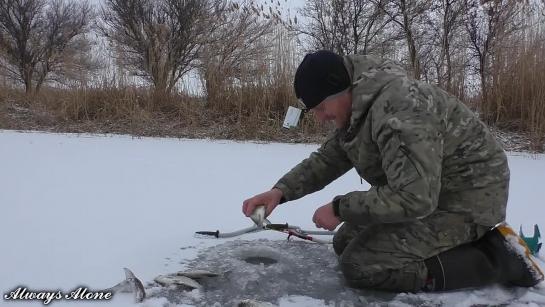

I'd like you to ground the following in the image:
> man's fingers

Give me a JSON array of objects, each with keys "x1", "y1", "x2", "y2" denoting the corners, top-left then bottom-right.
[
  {"x1": 243, "y1": 202, "x2": 251, "y2": 216},
  {"x1": 320, "y1": 221, "x2": 332, "y2": 231},
  {"x1": 314, "y1": 215, "x2": 321, "y2": 229},
  {"x1": 244, "y1": 200, "x2": 256, "y2": 217},
  {"x1": 314, "y1": 217, "x2": 321, "y2": 229},
  {"x1": 242, "y1": 200, "x2": 248, "y2": 215}
]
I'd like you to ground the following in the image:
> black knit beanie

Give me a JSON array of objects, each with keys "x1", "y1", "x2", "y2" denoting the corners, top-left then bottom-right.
[{"x1": 294, "y1": 50, "x2": 351, "y2": 109}]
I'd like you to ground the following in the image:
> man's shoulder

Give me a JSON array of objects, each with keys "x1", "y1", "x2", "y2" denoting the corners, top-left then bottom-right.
[{"x1": 372, "y1": 78, "x2": 453, "y2": 114}]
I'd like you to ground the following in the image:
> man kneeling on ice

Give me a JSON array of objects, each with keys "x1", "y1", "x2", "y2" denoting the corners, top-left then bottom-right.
[{"x1": 242, "y1": 50, "x2": 544, "y2": 292}]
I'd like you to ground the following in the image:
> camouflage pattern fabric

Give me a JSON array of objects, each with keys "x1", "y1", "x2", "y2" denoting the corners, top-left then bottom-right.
[
  {"x1": 333, "y1": 217, "x2": 490, "y2": 292},
  {"x1": 273, "y1": 55, "x2": 510, "y2": 291},
  {"x1": 274, "y1": 54, "x2": 509, "y2": 227}
]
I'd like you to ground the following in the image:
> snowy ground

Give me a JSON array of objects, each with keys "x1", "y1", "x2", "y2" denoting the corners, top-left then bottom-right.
[{"x1": 0, "y1": 130, "x2": 544, "y2": 307}]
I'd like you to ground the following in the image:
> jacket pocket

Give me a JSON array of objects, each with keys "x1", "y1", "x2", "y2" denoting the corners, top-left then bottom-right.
[{"x1": 382, "y1": 133, "x2": 421, "y2": 191}]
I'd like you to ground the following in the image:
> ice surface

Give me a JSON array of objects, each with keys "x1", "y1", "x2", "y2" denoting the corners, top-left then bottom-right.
[
  {"x1": 152, "y1": 239, "x2": 357, "y2": 306},
  {"x1": 147, "y1": 239, "x2": 545, "y2": 306},
  {"x1": 0, "y1": 131, "x2": 544, "y2": 307}
]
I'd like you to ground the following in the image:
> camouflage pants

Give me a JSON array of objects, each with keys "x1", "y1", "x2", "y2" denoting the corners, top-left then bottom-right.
[{"x1": 333, "y1": 211, "x2": 489, "y2": 292}]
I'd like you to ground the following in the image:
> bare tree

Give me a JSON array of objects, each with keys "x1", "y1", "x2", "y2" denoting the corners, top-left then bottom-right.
[
  {"x1": 465, "y1": 0, "x2": 525, "y2": 121},
  {"x1": 100, "y1": 0, "x2": 219, "y2": 94},
  {"x1": 296, "y1": 0, "x2": 394, "y2": 56},
  {"x1": 0, "y1": 0, "x2": 93, "y2": 94},
  {"x1": 374, "y1": 0, "x2": 432, "y2": 79},
  {"x1": 425, "y1": 0, "x2": 466, "y2": 92},
  {"x1": 54, "y1": 34, "x2": 103, "y2": 88},
  {"x1": 199, "y1": 1, "x2": 275, "y2": 104}
]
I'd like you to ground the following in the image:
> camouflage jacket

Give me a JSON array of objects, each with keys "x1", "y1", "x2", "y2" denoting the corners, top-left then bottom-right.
[{"x1": 274, "y1": 55, "x2": 509, "y2": 227}]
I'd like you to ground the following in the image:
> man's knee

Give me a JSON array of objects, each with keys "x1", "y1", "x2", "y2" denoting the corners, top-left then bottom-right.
[
  {"x1": 333, "y1": 223, "x2": 367, "y2": 256},
  {"x1": 339, "y1": 250, "x2": 427, "y2": 292},
  {"x1": 338, "y1": 258, "x2": 372, "y2": 287},
  {"x1": 338, "y1": 250, "x2": 379, "y2": 288}
]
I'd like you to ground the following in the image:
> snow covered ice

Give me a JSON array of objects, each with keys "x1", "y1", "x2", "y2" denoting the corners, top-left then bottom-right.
[{"x1": 0, "y1": 130, "x2": 544, "y2": 306}]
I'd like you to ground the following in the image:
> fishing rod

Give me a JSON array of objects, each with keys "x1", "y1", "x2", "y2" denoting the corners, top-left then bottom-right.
[{"x1": 195, "y1": 206, "x2": 336, "y2": 244}]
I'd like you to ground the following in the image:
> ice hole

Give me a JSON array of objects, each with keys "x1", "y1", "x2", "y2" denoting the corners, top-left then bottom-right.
[{"x1": 243, "y1": 256, "x2": 278, "y2": 266}]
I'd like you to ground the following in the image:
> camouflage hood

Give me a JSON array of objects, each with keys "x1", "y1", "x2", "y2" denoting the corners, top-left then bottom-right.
[{"x1": 342, "y1": 55, "x2": 407, "y2": 140}]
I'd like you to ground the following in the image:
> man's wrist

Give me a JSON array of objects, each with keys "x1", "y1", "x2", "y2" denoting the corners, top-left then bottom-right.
[
  {"x1": 271, "y1": 187, "x2": 286, "y2": 204},
  {"x1": 332, "y1": 196, "x2": 342, "y2": 217},
  {"x1": 271, "y1": 185, "x2": 289, "y2": 204}
]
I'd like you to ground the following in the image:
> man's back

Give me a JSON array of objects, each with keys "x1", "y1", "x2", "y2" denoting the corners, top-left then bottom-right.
[{"x1": 343, "y1": 54, "x2": 509, "y2": 226}]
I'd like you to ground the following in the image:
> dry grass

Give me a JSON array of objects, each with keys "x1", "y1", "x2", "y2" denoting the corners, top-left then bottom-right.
[
  {"x1": 0, "y1": 80, "x2": 328, "y2": 143},
  {"x1": 486, "y1": 27, "x2": 545, "y2": 151}
]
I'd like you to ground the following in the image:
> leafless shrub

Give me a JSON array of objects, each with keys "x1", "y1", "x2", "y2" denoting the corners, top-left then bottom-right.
[
  {"x1": 422, "y1": 0, "x2": 467, "y2": 95},
  {"x1": 0, "y1": 0, "x2": 94, "y2": 94},
  {"x1": 486, "y1": 5, "x2": 545, "y2": 150},
  {"x1": 99, "y1": 0, "x2": 220, "y2": 94},
  {"x1": 294, "y1": 0, "x2": 395, "y2": 56},
  {"x1": 372, "y1": 0, "x2": 433, "y2": 79},
  {"x1": 199, "y1": 0, "x2": 275, "y2": 109},
  {"x1": 464, "y1": 0, "x2": 525, "y2": 122}
]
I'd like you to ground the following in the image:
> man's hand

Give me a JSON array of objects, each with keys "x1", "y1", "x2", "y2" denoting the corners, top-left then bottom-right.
[
  {"x1": 242, "y1": 188, "x2": 283, "y2": 218},
  {"x1": 312, "y1": 203, "x2": 341, "y2": 231}
]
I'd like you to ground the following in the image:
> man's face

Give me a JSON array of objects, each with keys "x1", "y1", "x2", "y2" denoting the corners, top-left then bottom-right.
[{"x1": 310, "y1": 90, "x2": 352, "y2": 129}]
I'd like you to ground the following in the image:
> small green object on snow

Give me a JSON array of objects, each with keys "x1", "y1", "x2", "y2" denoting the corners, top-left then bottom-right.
[{"x1": 519, "y1": 224, "x2": 542, "y2": 255}]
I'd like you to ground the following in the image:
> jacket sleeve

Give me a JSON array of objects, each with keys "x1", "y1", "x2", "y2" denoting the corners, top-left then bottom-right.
[
  {"x1": 273, "y1": 131, "x2": 353, "y2": 202},
  {"x1": 335, "y1": 94, "x2": 444, "y2": 224}
]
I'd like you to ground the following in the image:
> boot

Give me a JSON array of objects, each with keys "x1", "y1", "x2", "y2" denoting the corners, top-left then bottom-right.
[{"x1": 423, "y1": 224, "x2": 544, "y2": 291}]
